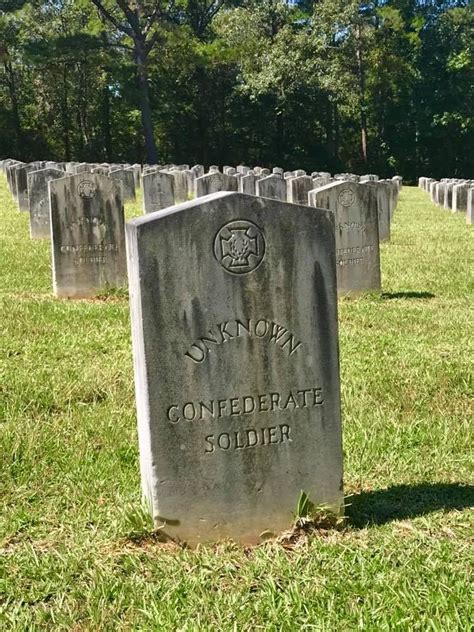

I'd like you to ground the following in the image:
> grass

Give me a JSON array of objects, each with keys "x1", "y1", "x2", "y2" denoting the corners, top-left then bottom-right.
[{"x1": 1, "y1": 181, "x2": 473, "y2": 630}]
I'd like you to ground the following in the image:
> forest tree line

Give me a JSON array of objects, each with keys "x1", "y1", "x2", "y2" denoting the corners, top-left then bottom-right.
[{"x1": 0, "y1": 0, "x2": 472, "y2": 181}]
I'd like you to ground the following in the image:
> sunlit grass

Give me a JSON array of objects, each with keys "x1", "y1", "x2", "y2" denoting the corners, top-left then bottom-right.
[{"x1": 1, "y1": 181, "x2": 472, "y2": 630}]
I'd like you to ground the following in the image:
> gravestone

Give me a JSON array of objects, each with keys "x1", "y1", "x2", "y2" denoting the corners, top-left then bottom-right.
[
  {"x1": 143, "y1": 171, "x2": 175, "y2": 214},
  {"x1": 256, "y1": 174, "x2": 286, "y2": 201},
  {"x1": 287, "y1": 175, "x2": 313, "y2": 205},
  {"x1": 452, "y1": 183, "x2": 469, "y2": 212},
  {"x1": 195, "y1": 172, "x2": 238, "y2": 197},
  {"x1": 443, "y1": 182, "x2": 454, "y2": 210},
  {"x1": 27, "y1": 168, "x2": 65, "y2": 239},
  {"x1": 429, "y1": 181, "x2": 438, "y2": 203},
  {"x1": 109, "y1": 168, "x2": 136, "y2": 201},
  {"x1": 16, "y1": 163, "x2": 43, "y2": 211},
  {"x1": 131, "y1": 164, "x2": 141, "y2": 187},
  {"x1": 435, "y1": 182, "x2": 446, "y2": 207},
  {"x1": 74, "y1": 163, "x2": 92, "y2": 175},
  {"x1": 392, "y1": 176, "x2": 403, "y2": 189},
  {"x1": 360, "y1": 174, "x2": 379, "y2": 183},
  {"x1": 6, "y1": 162, "x2": 21, "y2": 199},
  {"x1": 49, "y1": 173, "x2": 127, "y2": 298},
  {"x1": 184, "y1": 170, "x2": 197, "y2": 199},
  {"x1": 467, "y1": 189, "x2": 473, "y2": 225},
  {"x1": 239, "y1": 173, "x2": 256, "y2": 196},
  {"x1": 309, "y1": 181, "x2": 381, "y2": 295},
  {"x1": 313, "y1": 176, "x2": 331, "y2": 189},
  {"x1": 171, "y1": 170, "x2": 189, "y2": 203},
  {"x1": 191, "y1": 165, "x2": 205, "y2": 178},
  {"x1": 374, "y1": 181, "x2": 391, "y2": 242},
  {"x1": 126, "y1": 192, "x2": 343, "y2": 545}
]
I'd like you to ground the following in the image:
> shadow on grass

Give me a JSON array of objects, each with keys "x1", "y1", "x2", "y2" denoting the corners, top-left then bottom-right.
[
  {"x1": 346, "y1": 483, "x2": 474, "y2": 528},
  {"x1": 381, "y1": 291, "x2": 435, "y2": 300}
]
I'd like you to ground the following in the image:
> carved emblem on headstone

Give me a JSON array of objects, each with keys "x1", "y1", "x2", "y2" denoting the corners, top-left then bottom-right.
[
  {"x1": 338, "y1": 189, "x2": 355, "y2": 207},
  {"x1": 214, "y1": 219, "x2": 265, "y2": 275},
  {"x1": 77, "y1": 180, "x2": 97, "y2": 200}
]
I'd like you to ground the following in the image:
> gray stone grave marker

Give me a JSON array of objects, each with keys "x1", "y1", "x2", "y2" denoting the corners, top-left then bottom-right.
[
  {"x1": 256, "y1": 174, "x2": 286, "y2": 201},
  {"x1": 309, "y1": 181, "x2": 381, "y2": 295},
  {"x1": 195, "y1": 172, "x2": 238, "y2": 197},
  {"x1": 170, "y1": 170, "x2": 189, "y2": 203},
  {"x1": 467, "y1": 188, "x2": 473, "y2": 225},
  {"x1": 143, "y1": 171, "x2": 175, "y2": 214},
  {"x1": 27, "y1": 168, "x2": 65, "y2": 239},
  {"x1": 16, "y1": 163, "x2": 43, "y2": 211},
  {"x1": 126, "y1": 192, "x2": 343, "y2": 545},
  {"x1": 239, "y1": 173, "x2": 256, "y2": 196},
  {"x1": 109, "y1": 168, "x2": 136, "y2": 202},
  {"x1": 49, "y1": 173, "x2": 127, "y2": 298},
  {"x1": 452, "y1": 183, "x2": 469, "y2": 212},
  {"x1": 287, "y1": 175, "x2": 313, "y2": 205},
  {"x1": 375, "y1": 181, "x2": 391, "y2": 242}
]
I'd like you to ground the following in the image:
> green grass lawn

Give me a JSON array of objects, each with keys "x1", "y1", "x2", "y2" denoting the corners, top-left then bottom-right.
[{"x1": 1, "y1": 181, "x2": 473, "y2": 630}]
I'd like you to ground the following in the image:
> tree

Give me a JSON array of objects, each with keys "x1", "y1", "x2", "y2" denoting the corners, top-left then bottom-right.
[{"x1": 89, "y1": 0, "x2": 176, "y2": 163}]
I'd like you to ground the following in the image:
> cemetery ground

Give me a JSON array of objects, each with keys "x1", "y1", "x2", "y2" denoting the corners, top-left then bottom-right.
[{"x1": 1, "y1": 180, "x2": 473, "y2": 630}]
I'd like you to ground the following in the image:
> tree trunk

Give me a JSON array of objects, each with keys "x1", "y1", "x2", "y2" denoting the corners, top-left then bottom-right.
[
  {"x1": 356, "y1": 26, "x2": 368, "y2": 164},
  {"x1": 135, "y1": 38, "x2": 158, "y2": 164},
  {"x1": 334, "y1": 102, "x2": 340, "y2": 165},
  {"x1": 101, "y1": 79, "x2": 113, "y2": 161},
  {"x1": 62, "y1": 64, "x2": 71, "y2": 161}
]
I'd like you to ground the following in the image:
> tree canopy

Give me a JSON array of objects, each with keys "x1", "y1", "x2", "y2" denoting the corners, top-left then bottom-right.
[{"x1": 0, "y1": 0, "x2": 472, "y2": 180}]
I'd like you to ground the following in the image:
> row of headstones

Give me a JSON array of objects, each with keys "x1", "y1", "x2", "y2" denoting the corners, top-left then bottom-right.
[
  {"x1": 0, "y1": 157, "x2": 403, "y2": 544},
  {"x1": 0, "y1": 158, "x2": 401, "y2": 300},
  {"x1": 0, "y1": 157, "x2": 399, "y2": 239},
  {"x1": 2, "y1": 159, "x2": 138, "y2": 214},
  {"x1": 418, "y1": 177, "x2": 473, "y2": 224},
  {"x1": 141, "y1": 164, "x2": 401, "y2": 217}
]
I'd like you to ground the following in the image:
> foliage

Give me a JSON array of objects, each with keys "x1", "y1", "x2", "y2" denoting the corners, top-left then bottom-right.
[{"x1": 0, "y1": 0, "x2": 472, "y2": 178}]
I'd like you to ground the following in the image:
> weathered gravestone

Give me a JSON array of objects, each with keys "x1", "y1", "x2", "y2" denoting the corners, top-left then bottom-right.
[
  {"x1": 15, "y1": 163, "x2": 44, "y2": 211},
  {"x1": 195, "y1": 172, "x2": 238, "y2": 197},
  {"x1": 27, "y1": 168, "x2": 65, "y2": 239},
  {"x1": 6, "y1": 161, "x2": 21, "y2": 199},
  {"x1": 191, "y1": 165, "x2": 205, "y2": 178},
  {"x1": 109, "y1": 168, "x2": 136, "y2": 202},
  {"x1": 429, "y1": 181, "x2": 438, "y2": 203},
  {"x1": 309, "y1": 181, "x2": 381, "y2": 295},
  {"x1": 49, "y1": 174, "x2": 127, "y2": 298},
  {"x1": 170, "y1": 169, "x2": 189, "y2": 203},
  {"x1": 142, "y1": 171, "x2": 175, "y2": 214},
  {"x1": 126, "y1": 192, "x2": 343, "y2": 544},
  {"x1": 467, "y1": 188, "x2": 474, "y2": 225},
  {"x1": 371, "y1": 181, "x2": 390, "y2": 242},
  {"x1": 239, "y1": 173, "x2": 256, "y2": 196},
  {"x1": 287, "y1": 175, "x2": 313, "y2": 205},
  {"x1": 435, "y1": 182, "x2": 446, "y2": 207},
  {"x1": 452, "y1": 183, "x2": 469, "y2": 213},
  {"x1": 392, "y1": 175, "x2": 403, "y2": 189},
  {"x1": 256, "y1": 174, "x2": 286, "y2": 201}
]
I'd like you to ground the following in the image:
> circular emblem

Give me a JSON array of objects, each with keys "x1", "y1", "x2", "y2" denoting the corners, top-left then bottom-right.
[
  {"x1": 214, "y1": 220, "x2": 265, "y2": 275},
  {"x1": 77, "y1": 180, "x2": 97, "y2": 200},
  {"x1": 338, "y1": 189, "x2": 355, "y2": 207}
]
